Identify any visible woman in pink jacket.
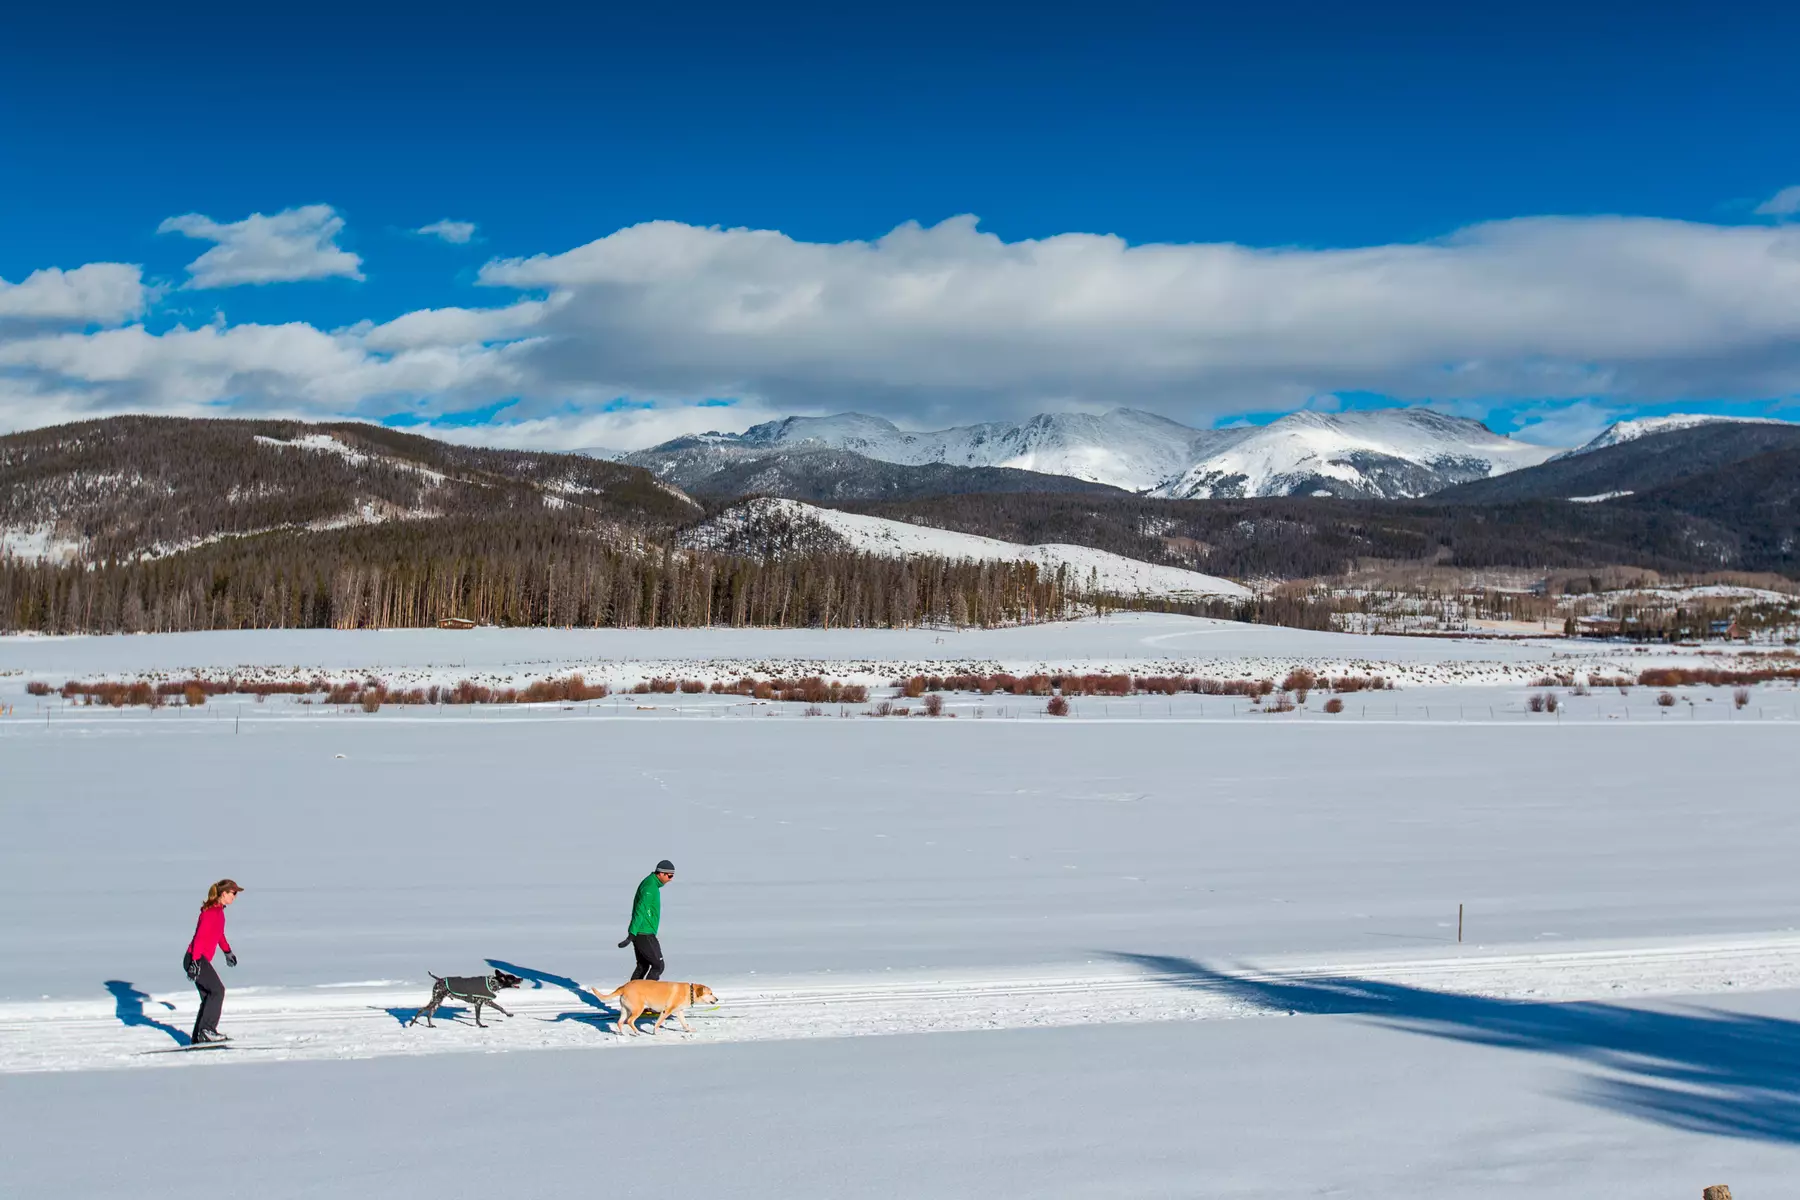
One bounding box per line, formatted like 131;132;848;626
184;879;242;1044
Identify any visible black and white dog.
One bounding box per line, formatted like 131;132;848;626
408;970;524;1028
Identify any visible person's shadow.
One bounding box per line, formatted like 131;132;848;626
104;980;187;1045
1109;951;1800;1144
486;959;609;1010
487;958;620;1030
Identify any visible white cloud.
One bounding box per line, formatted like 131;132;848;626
0;264;149;326
1756;185;1800;218
6;212;1800;443
158;204;364;288
415;219;477;244
470;215;1800;414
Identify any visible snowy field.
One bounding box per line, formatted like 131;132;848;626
5;616;1800;1197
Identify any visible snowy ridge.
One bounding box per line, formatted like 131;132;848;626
9;936;1800;1075
730;409;1228;492
1575;413;1790;453
1153;410;1560;499
684;498;1250;598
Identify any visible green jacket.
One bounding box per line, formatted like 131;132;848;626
627;873;663;936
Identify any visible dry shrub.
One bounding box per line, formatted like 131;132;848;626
1268;694;1297;713
1657;691;1677;707
182;683;207;707
803;704;823;717
1640;666;1800;688
1734;687;1751;709
1527;693;1546;713
923;693;944;717
359;690;384;713
872;701;894;717
518;675;608;704
61;680;163;707
1323;697;1345;714
892;706;912;717
25;680;50;696
680;680;707;694
841;684;869;704
902;676;927;698
1332;676;1370;693
1046;695;1070;716
1571;681;1590;696
1282;669;1317;695
1544;692;1559;713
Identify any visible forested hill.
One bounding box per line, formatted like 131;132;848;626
1;415;700;563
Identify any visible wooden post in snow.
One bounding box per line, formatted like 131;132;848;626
1458;904;1463;944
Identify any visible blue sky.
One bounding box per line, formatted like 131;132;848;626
2;0;1797;450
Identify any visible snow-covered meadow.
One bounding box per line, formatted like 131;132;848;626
5;615;1800;1197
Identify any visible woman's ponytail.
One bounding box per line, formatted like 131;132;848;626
200;879;242;911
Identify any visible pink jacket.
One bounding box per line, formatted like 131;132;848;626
186;905;233;962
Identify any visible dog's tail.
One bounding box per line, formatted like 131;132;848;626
590;984;626;1003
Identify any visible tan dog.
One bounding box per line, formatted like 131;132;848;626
590;980;717;1035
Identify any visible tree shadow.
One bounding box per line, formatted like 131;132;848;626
1109;952;1800;1144
486;958;607;1010
104;980;187;1045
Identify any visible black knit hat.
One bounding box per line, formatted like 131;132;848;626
655;859;675;874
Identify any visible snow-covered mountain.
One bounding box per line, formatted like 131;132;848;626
1152;410;1561;499
635;410;1233;494
1573;414;1789;454
683;497;1249;599
626;407;1561;499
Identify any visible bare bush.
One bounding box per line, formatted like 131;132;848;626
923;693;944;717
1045;695;1070;716
25;680;50;696
1657;691;1677;707
1543;692;1559;713
1527;693;1546;713
803;705;823;717
1282;669;1317;696
1323;697;1344;714
1641;666;1800;687
872;701;894;717
1734;687;1751;709
1268;694;1297;713
359;690;384;713
183;683;207;707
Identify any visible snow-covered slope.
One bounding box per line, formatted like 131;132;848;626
1154;410;1561;499
684;498;1250;598
629;408;1561;498
1574;413;1790;453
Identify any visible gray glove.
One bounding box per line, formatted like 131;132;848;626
225;952;237;968
184;954;199;982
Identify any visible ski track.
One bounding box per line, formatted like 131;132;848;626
11;937;1800;1076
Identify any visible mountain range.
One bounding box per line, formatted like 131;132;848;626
621;407;1562;500
620;406;1796;506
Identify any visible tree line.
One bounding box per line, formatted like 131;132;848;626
0;516;1087;634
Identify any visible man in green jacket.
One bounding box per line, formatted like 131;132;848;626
621;859;674;980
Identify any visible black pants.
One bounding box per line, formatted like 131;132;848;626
191;957;224;1040
629;934;664;981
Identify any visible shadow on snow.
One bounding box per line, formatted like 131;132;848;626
487;958;621;1031
1109;952;1800;1144
104;980;187;1045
